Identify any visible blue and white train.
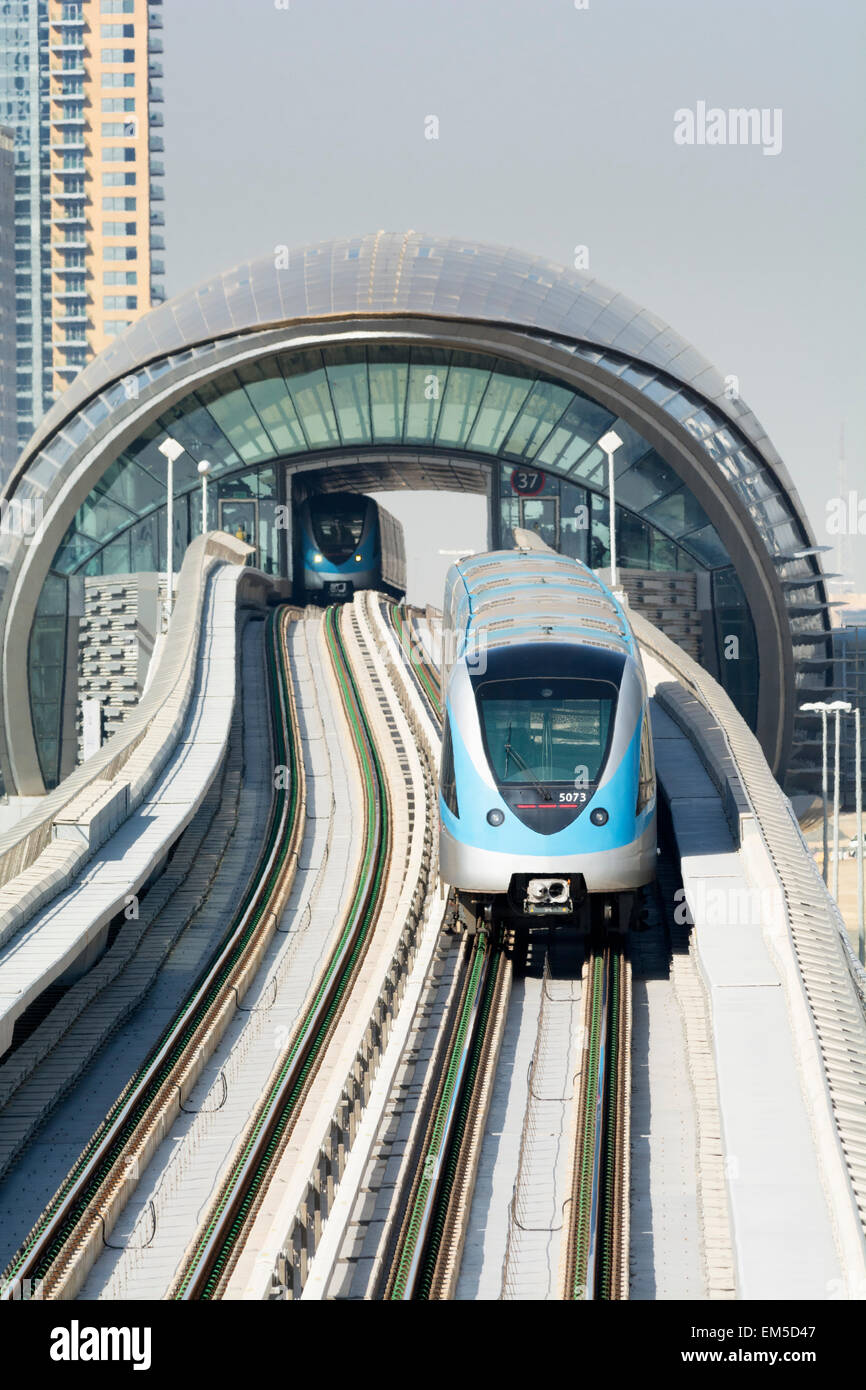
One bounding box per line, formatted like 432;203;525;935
439;540;656;929
296;492;406;602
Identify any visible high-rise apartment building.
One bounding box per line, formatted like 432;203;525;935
0;124;17;481
0;0;165;459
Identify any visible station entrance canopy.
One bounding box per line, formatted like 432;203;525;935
0;233;831;795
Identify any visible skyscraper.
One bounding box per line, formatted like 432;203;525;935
0;0;165;459
0;124;17;481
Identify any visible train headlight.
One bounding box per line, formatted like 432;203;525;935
313;553;323;564
486;808;505;827
355;554;362;562
590;807;609;826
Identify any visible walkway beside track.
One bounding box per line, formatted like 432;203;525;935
0;563;246;1060
635;610;866;1301
0;618;261;1269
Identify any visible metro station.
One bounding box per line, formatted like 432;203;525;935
0;231;832;796
0;233;863;1308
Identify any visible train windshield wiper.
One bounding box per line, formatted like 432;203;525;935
503;741;554;802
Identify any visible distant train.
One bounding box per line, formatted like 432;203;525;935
439;545;656;931
296;492;406;602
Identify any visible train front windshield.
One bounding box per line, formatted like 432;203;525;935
476;678;618;789
310;496;367;563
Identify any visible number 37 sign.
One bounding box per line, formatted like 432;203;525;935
510;468;546;496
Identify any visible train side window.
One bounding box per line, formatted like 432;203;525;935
637;709;655;813
440;716;459;817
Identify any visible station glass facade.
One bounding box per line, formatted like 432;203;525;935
0;234;832;795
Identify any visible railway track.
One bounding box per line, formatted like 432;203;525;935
386;602;442;724
370;601;513;1301
383;926;510;1300
562;935;631;1300
0;607;305;1302
171;601;393;1299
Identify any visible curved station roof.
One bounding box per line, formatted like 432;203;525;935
0;231;832;794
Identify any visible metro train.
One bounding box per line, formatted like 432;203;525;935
296;492;406;602
439;544;656;931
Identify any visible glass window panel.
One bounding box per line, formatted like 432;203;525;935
535;395;615;470
642;377;677;407
257;499;279;576
78;489;140;540
683;409;717;441
54;528;103;572
122;425;197;492
96;456;165;513
644;484;710;539
559;481;589;562
589;490;610;570
615;449;681;511
618;511;651;569
566;443;605;483
280;351;339;448
500;379;573;459
199;381;275;463
157;397;241;470
325;355;372;446
32;700;61;740
404;351;450;442
466;369;533;454
435;358;490;447
680;523;730;567
368;351;409;443
37;573;68;617
649;529;678;570
129;515;158;571
659;390;695;423
100;534;132;574
243;375;306;453
747;495;789;528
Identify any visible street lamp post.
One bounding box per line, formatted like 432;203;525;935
801;701;830;882
197;459;211;534
856;706;864;965
598;429;623;590
158;437;185;628
829;700;852;902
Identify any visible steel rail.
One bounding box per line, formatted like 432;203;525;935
387;933;493;1300
173;601;392;1299
387;602;442;724
564;940;628;1301
1;607;303;1301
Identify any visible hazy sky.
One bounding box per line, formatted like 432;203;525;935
161;0;865;603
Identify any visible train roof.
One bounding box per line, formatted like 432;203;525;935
446;549;639;662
